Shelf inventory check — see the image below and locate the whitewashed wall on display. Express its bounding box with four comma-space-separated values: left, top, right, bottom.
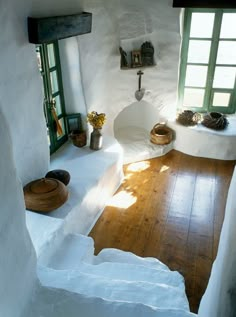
77, 0, 181, 135
0, 110, 37, 317
0, 0, 51, 186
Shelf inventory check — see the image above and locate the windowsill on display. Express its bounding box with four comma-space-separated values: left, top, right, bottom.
168, 115, 236, 160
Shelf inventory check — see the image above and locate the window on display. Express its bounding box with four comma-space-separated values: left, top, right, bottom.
178, 9, 236, 114
36, 41, 67, 154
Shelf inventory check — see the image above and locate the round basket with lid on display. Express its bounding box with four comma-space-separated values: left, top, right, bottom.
23, 178, 68, 212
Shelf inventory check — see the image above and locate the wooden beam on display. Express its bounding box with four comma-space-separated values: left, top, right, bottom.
173, 0, 236, 8
28, 12, 92, 44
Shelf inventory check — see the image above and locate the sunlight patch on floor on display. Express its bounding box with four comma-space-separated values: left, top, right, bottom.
127, 161, 150, 172
160, 165, 170, 173
107, 190, 137, 209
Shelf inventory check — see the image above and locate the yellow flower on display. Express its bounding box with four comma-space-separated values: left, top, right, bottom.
87, 111, 106, 129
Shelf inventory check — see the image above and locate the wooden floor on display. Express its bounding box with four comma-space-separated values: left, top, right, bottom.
89, 150, 235, 313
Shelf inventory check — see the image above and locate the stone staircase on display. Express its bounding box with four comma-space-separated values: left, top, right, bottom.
34, 232, 196, 317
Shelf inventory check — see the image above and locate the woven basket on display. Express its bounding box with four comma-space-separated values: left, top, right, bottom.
70, 130, 87, 147
202, 112, 228, 130
24, 178, 69, 212
150, 124, 173, 145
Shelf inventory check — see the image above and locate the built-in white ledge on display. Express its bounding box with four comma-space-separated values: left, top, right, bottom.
114, 116, 236, 164
26, 136, 124, 249
169, 116, 236, 161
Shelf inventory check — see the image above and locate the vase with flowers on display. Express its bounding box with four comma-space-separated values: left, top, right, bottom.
87, 111, 106, 150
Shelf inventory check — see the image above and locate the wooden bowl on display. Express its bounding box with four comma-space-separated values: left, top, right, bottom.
23, 178, 68, 212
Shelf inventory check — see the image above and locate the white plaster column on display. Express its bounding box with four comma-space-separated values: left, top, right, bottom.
0, 109, 37, 317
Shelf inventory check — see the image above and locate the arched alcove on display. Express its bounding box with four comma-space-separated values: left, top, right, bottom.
114, 100, 173, 164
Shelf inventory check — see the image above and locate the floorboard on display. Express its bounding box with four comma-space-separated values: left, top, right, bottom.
89, 149, 235, 313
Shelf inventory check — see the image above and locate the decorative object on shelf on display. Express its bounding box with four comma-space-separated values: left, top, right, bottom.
67, 113, 87, 147
66, 113, 83, 133
176, 110, 202, 126
150, 123, 173, 145
131, 50, 142, 68
135, 70, 145, 101
119, 46, 128, 69
201, 112, 229, 130
119, 41, 155, 69
90, 128, 103, 150
87, 111, 106, 150
45, 169, 70, 186
23, 178, 68, 213
141, 41, 154, 66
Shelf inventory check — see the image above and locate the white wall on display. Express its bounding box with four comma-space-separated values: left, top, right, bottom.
0, 0, 51, 186
0, 110, 37, 317
114, 100, 161, 132
198, 166, 236, 317
77, 0, 181, 135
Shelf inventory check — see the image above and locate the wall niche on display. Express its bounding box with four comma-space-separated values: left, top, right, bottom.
119, 41, 155, 69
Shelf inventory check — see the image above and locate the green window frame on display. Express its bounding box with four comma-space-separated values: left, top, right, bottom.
36, 41, 68, 154
178, 9, 236, 114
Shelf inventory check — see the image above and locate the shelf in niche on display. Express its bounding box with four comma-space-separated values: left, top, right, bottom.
120, 64, 156, 70
119, 41, 155, 70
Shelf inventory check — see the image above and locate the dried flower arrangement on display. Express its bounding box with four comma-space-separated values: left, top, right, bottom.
87, 111, 106, 129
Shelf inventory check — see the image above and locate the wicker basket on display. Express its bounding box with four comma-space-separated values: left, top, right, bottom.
70, 130, 87, 147
201, 112, 228, 130
24, 178, 69, 212
150, 124, 173, 145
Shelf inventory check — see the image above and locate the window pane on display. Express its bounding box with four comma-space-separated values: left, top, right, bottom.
185, 65, 208, 87
47, 126, 51, 146
183, 88, 205, 108
57, 119, 66, 139
213, 92, 231, 107
54, 95, 62, 116
220, 13, 236, 39
190, 13, 215, 38
213, 67, 236, 88
36, 47, 42, 72
216, 41, 236, 65
50, 71, 59, 93
47, 44, 56, 68
188, 40, 211, 63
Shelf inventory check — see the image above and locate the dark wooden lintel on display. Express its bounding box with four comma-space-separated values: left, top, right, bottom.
173, 0, 236, 8
28, 12, 92, 44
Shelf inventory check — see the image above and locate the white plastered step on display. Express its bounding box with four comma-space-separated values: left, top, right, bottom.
38, 265, 190, 311
24, 284, 197, 317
